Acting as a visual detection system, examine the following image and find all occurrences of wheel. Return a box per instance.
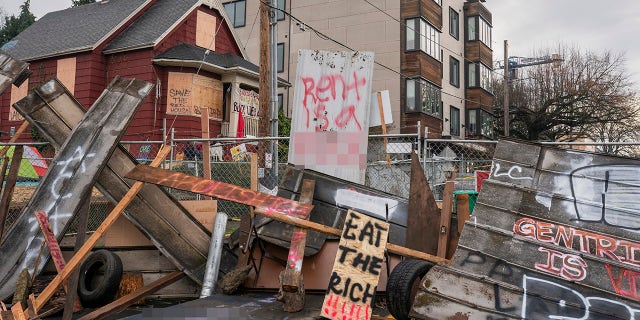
[77,250,123,307]
[386,259,434,320]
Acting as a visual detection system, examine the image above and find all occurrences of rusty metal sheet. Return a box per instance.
[4,78,212,291]
[254,165,409,256]
[0,77,153,300]
[413,138,640,319]
[0,50,30,95]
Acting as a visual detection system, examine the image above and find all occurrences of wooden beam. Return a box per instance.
[0,145,23,240]
[77,271,185,320]
[125,165,313,218]
[437,167,457,258]
[62,200,90,319]
[278,179,315,312]
[34,145,171,312]
[406,151,440,255]
[447,193,470,259]
[377,92,391,167]
[0,121,29,159]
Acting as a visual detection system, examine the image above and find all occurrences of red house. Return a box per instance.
[0,0,280,145]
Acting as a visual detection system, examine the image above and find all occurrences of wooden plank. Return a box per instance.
[278,179,315,312]
[320,210,389,320]
[201,107,211,198]
[125,165,314,218]
[77,271,185,320]
[0,145,22,240]
[446,193,470,259]
[436,167,457,258]
[376,92,391,167]
[11,78,210,294]
[34,145,171,312]
[0,50,30,96]
[406,151,440,255]
[62,200,89,319]
[0,77,153,301]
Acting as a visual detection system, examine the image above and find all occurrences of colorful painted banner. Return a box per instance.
[288,50,374,184]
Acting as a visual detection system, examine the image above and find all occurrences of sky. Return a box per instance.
[2,0,640,88]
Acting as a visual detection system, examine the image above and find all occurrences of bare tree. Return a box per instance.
[493,45,638,143]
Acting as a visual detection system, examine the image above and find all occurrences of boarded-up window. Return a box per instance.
[57,57,76,94]
[167,72,223,120]
[196,11,216,51]
[9,80,28,121]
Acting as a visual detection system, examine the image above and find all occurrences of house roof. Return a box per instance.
[153,43,290,86]
[2,0,150,61]
[103,0,201,53]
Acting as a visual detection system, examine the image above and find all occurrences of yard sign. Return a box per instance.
[288,50,374,184]
[321,210,389,320]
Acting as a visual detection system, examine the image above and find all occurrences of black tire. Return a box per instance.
[77,250,123,308]
[386,259,434,320]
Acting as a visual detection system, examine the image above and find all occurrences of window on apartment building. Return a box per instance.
[467,62,492,93]
[449,8,459,39]
[449,57,460,87]
[405,78,442,118]
[223,0,246,28]
[405,17,441,61]
[432,0,442,5]
[276,0,286,21]
[450,106,460,136]
[467,16,491,48]
[466,109,494,138]
[278,93,284,111]
[277,43,285,73]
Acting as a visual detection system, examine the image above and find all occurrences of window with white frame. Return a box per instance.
[405,17,441,61]
[467,15,491,48]
[405,78,442,118]
[277,43,285,73]
[450,56,460,87]
[450,106,460,136]
[467,62,492,93]
[223,0,246,28]
[449,7,459,39]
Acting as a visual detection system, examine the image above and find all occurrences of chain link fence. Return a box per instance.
[4,139,640,236]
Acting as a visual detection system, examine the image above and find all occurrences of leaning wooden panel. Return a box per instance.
[6,78,211,288]
[0,50,30,96]
[412,138,640,319]
[0,77,153,300]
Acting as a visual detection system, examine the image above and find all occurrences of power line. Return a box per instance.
[259,0,496,110]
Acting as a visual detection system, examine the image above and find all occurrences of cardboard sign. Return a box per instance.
[166,72,223,120]
[321,210,389,320]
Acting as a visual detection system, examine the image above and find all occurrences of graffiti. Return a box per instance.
[534,247,587,281]
[491,163,533,181]
[522,275,640,319]
[321,211,388,320]
[570,165,640,230]
[300,72,367,131]
[125,165,313,218]
[287,230,306,270]
[605,264,640,301]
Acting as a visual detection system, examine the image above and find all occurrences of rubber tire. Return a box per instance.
[77,250,123,308]
[386,259,434,320]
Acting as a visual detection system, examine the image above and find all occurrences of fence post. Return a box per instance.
[169,128,175,170]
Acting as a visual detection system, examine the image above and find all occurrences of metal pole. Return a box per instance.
[169,128,175,170]
[503,40,510,137]
[200,212,229,298]
[270,0,279,184]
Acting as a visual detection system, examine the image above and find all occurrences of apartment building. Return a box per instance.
[223,0,494,139]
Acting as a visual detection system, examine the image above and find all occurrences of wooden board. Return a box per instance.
[0,77,153,301]
[412,138,640,319]
[406,151,440,255]
[320,210,389,320]
[8,78,211,292]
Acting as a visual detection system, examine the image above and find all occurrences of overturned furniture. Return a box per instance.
[411,138,640,319]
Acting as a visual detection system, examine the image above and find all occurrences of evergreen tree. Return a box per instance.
[0,0,36,46]
[72,0,96,7]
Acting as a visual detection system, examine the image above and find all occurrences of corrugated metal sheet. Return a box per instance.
[412,138,640,319]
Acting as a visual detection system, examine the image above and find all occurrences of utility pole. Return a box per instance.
[269,0,279,185]
[258,0,271,185]
[503,40,509,136]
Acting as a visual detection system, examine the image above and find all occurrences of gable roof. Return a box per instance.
[153,43,289,86]
[2,0,150,61]
[103,0,200,54]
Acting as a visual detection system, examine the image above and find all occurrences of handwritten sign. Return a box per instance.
[233,87,259,117]
[321,210,389,320]
[166,72,223,120]
[288,50,374,184]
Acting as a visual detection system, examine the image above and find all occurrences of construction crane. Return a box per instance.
[494,54,563,79]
